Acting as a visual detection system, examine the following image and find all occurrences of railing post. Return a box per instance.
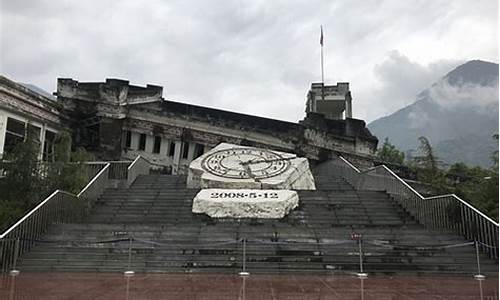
[9,238,20,276]
[359,275,365,300]
[474,240,485,280]
[124,238,134,277]
[8,270,17,300]
[239,238,249,276]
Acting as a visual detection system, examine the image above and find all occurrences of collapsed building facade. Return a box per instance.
[0,76,67,161]
[0,76,378,172]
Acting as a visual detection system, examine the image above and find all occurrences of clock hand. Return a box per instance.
[242,164,259,181]
[242,156,299,165]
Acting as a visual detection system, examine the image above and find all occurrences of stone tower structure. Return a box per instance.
[305,82,352,120]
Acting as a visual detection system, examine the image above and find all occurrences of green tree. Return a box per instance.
[491,134,498,170]
[376,138,405,165]
[0,126,43,208]
[448,162,498,221]
[0,126,44,230]
[412,136,450,193]
[45,131,92,194]
[0,130,93,231]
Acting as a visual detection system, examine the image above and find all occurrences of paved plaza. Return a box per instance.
[1,272,498,299]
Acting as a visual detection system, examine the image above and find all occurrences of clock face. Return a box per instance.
[201,147,291,179]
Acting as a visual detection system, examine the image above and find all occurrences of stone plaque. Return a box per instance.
[192,189,299,219]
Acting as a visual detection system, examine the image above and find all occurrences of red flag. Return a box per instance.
[320,26,323,46]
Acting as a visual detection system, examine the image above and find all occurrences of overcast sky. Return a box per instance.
[1,0,498,123]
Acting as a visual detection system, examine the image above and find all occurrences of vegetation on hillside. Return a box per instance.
[376,138,405,165]
[376,135,499,221]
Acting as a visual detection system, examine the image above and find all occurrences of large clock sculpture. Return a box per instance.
[201,147,291,180]
[187,143,316,190]
[188,143,315,219]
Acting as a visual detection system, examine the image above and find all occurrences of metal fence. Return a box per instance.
[0,156,153,273]
[331,156,499,259]
[82,162,108,181]
[0,190,79,273]
[0,163,111,272]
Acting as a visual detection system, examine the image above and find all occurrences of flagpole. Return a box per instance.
[320,25,325,101]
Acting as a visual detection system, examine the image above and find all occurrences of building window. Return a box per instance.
[139,133,146,151]
[168,141,175,157]
[194,143,204,158]
[182,142,189,159]
[43,130,56,161]
[125,131,132,148]
[4,118,25,154]
[153,136,161,154]
[27,124,41,143]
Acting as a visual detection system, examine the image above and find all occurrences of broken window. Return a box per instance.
[125,130,132,148]
[182,142,189,159]
[139,133,146,151]
[168,141,175,157]
[4,118,25,154]
[153,136,161,154]
[27,124,41,143]
[43,130,56,161]
[194,143,204,158]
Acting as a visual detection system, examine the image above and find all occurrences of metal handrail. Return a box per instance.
[0,157,145,273]
[77,163,110,197]
[126,155,152,187]
[364,164,499,225]
[338,156,361,172]
[0,190,72,239]
[333,155,499,259]
[0,190,78,272]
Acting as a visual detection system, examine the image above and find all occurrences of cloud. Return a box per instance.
[429,80,499,113]
[407,106,430,129]
[1,0,498,124]
[360,51,463,122]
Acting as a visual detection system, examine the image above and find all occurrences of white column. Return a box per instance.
[172,141,182,175]
[160,137,169,156]
[187,142,196,162]
[145,135,153,153]
[345,94,352,119]
[39,125,46,160]
[0,114,7,158]
[131,132,139,150]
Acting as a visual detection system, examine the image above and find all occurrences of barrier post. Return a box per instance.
[239,238,250,276]
[8,273,17,300]
[9,238,20,276]
[474,240,485,280]
[124,238,135,276]
[351,233,367,278]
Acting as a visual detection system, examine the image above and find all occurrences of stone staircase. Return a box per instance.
[16,165,498,275]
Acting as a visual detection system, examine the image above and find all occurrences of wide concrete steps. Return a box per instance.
[15,174,499,276]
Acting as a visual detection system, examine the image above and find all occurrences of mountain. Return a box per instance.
[368,60,499,168]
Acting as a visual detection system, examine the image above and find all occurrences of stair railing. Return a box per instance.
[332,156,499,259]
[0,163,111,273]
[126,155,152,187]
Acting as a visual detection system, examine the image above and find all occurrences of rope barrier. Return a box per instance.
[363,240,476,250]
[1,237,496,250]
[248,239,355,246]
[15,237,132,245]
[133,237,241,247]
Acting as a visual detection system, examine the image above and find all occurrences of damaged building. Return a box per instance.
[0,76,378,173]
[0,76,67,161]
